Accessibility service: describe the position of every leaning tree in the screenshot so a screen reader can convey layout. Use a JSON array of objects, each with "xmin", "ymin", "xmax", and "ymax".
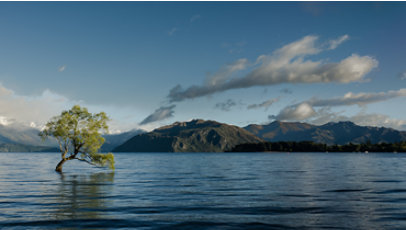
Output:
[{"xmin": 40, "ymin": 105, "xmax": 115, "ymax": 172}]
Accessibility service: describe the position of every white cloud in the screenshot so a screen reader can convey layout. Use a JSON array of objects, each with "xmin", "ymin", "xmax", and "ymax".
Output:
[
  {"xmin": 247, "ymin": 98, "xmax": 278, "ymax": 110},
  {"xmin": 0, "ymin": 83, "xmax": 144, "ymax": 133},
  {"xmin": 0, "ymin": 83, "xmax": 79, "ymax": 128},
  {"xmin": 272, "ymin": 88, "xmax": 406, "ymax": 121},
  {"xmin": 139, "ymin": 105, "xmax": 176, "ymax": 125},
  {"xmin": 328, "ymin": 35, "xmax": 349, "ymax": 50},
  {"xmin": 270, "ymin": 88, "xmax": 406, "ymax": 130},
  {"xmin": 169, "ymin": 35, "xmax": 378, "ymax": 102},
  {"xmin": 270, "ymin": 102, "xmax": 316, "ymax": 121},
  {"xmin": 270, "ymin": 105, "xmax": 406, "ymax": 131},
  {"xmin": 0, "ymin": 116, "xmax": 11, "ymax": 126},
  {"xmin": 58, "ymin": 65, "xmax": 66, "ymax": 72}
]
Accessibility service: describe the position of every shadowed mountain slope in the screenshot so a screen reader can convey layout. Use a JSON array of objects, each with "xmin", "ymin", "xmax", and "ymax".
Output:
[{"xmin": 114, "ymin": 119, "xmax": 263, "ymax": 152}]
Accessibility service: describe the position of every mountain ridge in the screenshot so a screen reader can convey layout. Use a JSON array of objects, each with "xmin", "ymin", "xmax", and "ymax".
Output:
[
  {"xmin": 0, "ymin": 124, "xmax": 145, "ymax": 152},
  {"xmin": 1, "ymin": 120, "xmax": 406, "ymax": 153},
  {"xmin": 244, "ymin": 121, "xmax": 406, "ymax": 145},
  {"xmin": 114, "ymin": 119, "xmax": 263, "ymax": 152}
]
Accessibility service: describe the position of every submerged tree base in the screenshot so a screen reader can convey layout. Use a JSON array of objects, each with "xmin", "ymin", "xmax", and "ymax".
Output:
[{"xmin": 55, "ymin": 159, "xmax": 66, "ymax": 172}]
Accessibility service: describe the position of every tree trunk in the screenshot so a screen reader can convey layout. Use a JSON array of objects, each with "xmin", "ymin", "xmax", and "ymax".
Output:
[{"xmin": 55, "ymin": 158, "xmax": 67, "ymax": 172}]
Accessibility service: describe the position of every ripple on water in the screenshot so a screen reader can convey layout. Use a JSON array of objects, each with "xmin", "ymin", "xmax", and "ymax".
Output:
[{"xmin": 1, "ymin": 152, "xmax": 406, "ymax": 229}]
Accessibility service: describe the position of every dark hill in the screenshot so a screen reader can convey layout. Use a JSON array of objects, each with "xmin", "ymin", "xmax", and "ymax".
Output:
[{"xmin": 114, "ymin": 119, "xmax": 263, "ymax": 152}]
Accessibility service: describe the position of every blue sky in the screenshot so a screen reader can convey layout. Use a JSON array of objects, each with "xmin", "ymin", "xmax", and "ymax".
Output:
[{"xmin": 0, "ymin": 2, "xmax": 405, "ymax": 132}]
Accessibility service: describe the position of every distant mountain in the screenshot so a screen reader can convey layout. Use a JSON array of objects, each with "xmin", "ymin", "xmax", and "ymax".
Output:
[
  {"xmin": 114, "ymin": 119, "xmax": 263, "ymax": 152},
  {"xmin": 3, "ymin": 119, "xmax": 405, "ymax": 153},
  {"xmin": 101, "ymin": 129, "xmax": 145, "ymax": 152},
  {"xmin": 245, "ymin": 121, "xmax": 315, "ymax": 141},
  {"xmin": 244, "ymin": 121, "xmax": 406, "ymax": 145},
  {"xmin": 0, "ymin": 124, "xmax": 56, "ymax": 146},
  {"xmin": 0, "ymin": 124, "xmax": 144, "ymax": 153},
  {"xmin": 0, "ymin": 143, "xmax": 58, "ymax": 152}
]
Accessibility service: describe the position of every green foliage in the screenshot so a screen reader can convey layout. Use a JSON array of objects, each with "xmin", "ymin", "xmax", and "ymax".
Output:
[
  {"xmin": 40, "ymin": 105, "xmax": 115, "ymax": 171},
  {"xmin": 85, "ymin": 152, "xmax": 115, "ymax": 170}
]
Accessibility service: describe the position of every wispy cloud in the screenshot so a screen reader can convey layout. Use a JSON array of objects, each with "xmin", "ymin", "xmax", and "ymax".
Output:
[
  {"xmin": 190, "ymin": 14, "xmax": 201, "ymax": 23},
  {"xmin": 168, "ymin": 35, "xmax": 378, "ymax": 102},
  {"xmin": 327, "ymin": 35, "xmax": 349, "ymax": 50},
  {"xmin": 247, "ymin": 98, "xmax": 278, "ymax": 110},
  {"xmin": 139, "ymin": 105, "xmax": 176, "ymax": 125},
  {"xmin": 168, "ymin": 27, "xmax": 178, "ymax": 36},
  {"xmin": 307, "ymin": 89, "xmax": 406, "ymax": 108},
  {"xmin": 58, "ymin": 65, "xmax": 67, "ymax": 72},
  {"xmin": 206, "ymin": 58, "xmax": 249, "ymax": 86},
  {"xmin": 214, "ymin": 99, "xmax": 237, "ymax": 111}
]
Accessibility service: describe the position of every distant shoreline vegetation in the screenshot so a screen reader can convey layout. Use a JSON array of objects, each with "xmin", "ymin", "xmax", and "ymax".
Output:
[{"xmin": 229, "ymin": 141, "xmax": 406, "ymax": 153}]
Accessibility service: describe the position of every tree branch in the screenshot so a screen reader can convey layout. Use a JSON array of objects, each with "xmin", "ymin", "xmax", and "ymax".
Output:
[
  {"xmin": 56, "ymin": 138, "xmax": 64, "ymax": 157},
  {"xmin": 74, "ymin": 157, "xmax": 105, "ymax": 168}
]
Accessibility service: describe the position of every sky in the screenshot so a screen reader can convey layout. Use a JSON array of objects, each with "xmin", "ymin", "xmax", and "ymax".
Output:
[{"xmin": 0, "ymin": 2, "xmax": 406, "ymax": 132}]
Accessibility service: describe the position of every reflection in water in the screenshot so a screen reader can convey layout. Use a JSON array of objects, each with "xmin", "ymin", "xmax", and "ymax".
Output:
[{"xmin": 55, "ymin": 172, "xmax": 115, "ymax": 220}]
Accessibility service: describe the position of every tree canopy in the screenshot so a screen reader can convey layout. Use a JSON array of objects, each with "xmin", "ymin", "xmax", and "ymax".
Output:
[{"xmin": 40, "ymin": 105, "xmax": 115, "ymax": 172}]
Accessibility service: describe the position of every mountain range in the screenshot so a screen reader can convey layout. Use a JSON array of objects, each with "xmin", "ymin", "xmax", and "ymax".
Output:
[
  {"xmin": 1, "ymin": 120, "xmax": 406, "ymax": 152},
  {"xmin": 0, "ymin": 124, "xmax": 58, "ymax": 152},
  {"xmin": 114, "ymin": 119, "xmax": 263, "ymax": 152},
  {"xmin": 0, "ymin": 124, "xmax": 144, "ymax": 152},
  {"xmin": 114, "ymin": 120, "xmax": 406, "ymax": 152},
  {"xmin": 244, "ymin": 121, "xmax": 406, "ymax": 145}
]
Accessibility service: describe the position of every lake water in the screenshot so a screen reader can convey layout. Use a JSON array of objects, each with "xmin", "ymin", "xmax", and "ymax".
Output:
[{"xmin": 1, "ymin": 152, "xmax": 406, "ymax": 229}]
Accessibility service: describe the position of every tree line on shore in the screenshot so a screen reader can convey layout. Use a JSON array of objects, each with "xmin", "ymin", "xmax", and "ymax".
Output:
[{"xmin": 229, "ymin": 141, "xmax": 406, "ymax": 153}]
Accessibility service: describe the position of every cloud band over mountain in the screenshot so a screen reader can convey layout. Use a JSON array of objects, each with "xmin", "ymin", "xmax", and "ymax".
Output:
[
  {"xmin": 270, "ymin": 88, "xmax": 406, "ymax": 130},
  {"xmin": 168, "ymin": 35, "xmax": 378, "ymax": 102},
  {"xmin": 139, "ymin": 105, "xmax": 176, "ymax": 125}
]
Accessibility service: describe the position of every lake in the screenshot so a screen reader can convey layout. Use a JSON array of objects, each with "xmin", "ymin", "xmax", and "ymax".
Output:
[{"xmin": 1, "ymin": 152, "xmax": 406, "ymax": 229}]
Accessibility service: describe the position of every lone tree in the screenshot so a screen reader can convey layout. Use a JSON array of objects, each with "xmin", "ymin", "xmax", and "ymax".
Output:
[{"xmin": 40, "ymin": 105, "xmax": 115, "ymax": 172}]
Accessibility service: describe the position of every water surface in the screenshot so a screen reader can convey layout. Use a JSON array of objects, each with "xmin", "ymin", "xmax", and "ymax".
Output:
[{"xmin": 1, "ymin": 152, "xmax": 406, "ymax": 229}]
